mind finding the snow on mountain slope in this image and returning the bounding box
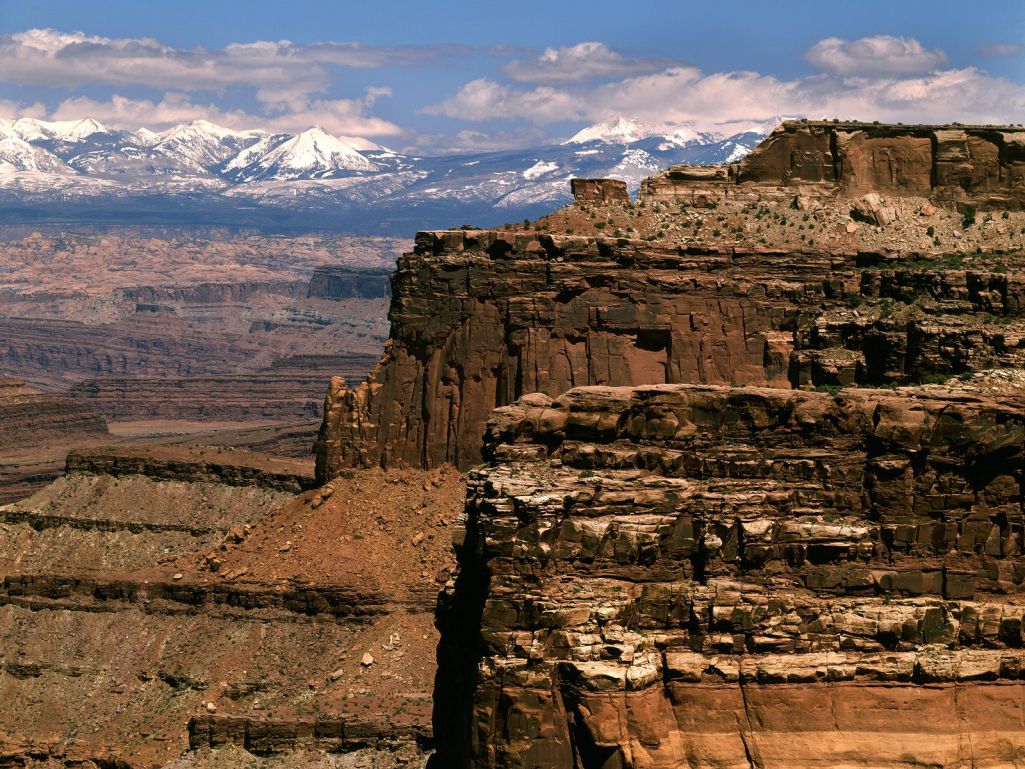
[154,120,266,169]
[567,115,783,149]
[568,117,651,144]
[0,114,776,231]
[567,117,728,146]
[226,128,378,181]
[218,134,292,180]
[133,128,163,146]
[338,135,386,152]
[8,117,107,142]
[522,160,560,179]
[0,134,70,174]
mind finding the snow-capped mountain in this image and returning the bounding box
[0,116,777,233]
[4,117,107,143]
[153,120,266,169]
[568,117,655,145]
[0,133,70,174]
[221,128,378,182]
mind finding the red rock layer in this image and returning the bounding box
[733,121,1025,208]
[0,377,107,447]
[316,229,1025,478]
[432,384,1025,768]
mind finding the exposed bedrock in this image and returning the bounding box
[729,121,1025,208]
[316,228,1025,478]
[117,280,308,305]
[0,445,457,768]
[0,377,107,447]
[0,377,110,501]
[70,373,329,422]
[432,383,1025,768]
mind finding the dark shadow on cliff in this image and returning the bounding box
[428,499,491,769]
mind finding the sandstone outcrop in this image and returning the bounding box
[570,179,630,205]
[305,121,1025,769]
[306,266,392,299]
[71,372,330,423]
[433,383,1025,768]
[318,122,1025,480]
[0,377,109,502]
[65,446,316,493]
[316,230,1025,478]
[730,121,1025,209]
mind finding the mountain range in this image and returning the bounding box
[0,116,780,234]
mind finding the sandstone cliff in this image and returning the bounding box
[733,121,1025,209]
[316,121,1025,480]
[307,121,1025,769]
[0,378,110,501]
[433,383,1025,768]
[0,377,108,447]
[317,233,1025,478]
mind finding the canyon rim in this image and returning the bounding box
[2,2,1025,767]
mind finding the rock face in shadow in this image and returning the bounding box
[315,122,1025,480]
[432,383,1025,768]
[306,266,393,299]
[316,229,1025,478]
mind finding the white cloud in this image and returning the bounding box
[0,99,46,120]
[502,42,668,83]
[0,28,466,107]
[428,48,1025,133]
[805,35,948,76]
[423,78,587,124]
[45,90,403,137]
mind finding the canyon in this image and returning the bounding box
[3,120,1025,768]
[0,229,396,498]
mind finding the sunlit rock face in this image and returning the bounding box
[433,383,1025,769]
[317,121,1025,480]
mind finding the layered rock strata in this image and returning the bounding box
[0,378,110,502]
[433,383,1025,768]
[306,266,392,300]
[0,377,107,447]
[317,229,1025,477]
[71,372,330,423]
[0,448,460,769]
[65,446,316,493]
[570,179,630,205]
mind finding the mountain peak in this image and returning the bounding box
[8,117,108,142]
[162,120,257,142]
[252,128,378,179]
[566,117,649,144]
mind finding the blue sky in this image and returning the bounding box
[0,0,1022,152]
